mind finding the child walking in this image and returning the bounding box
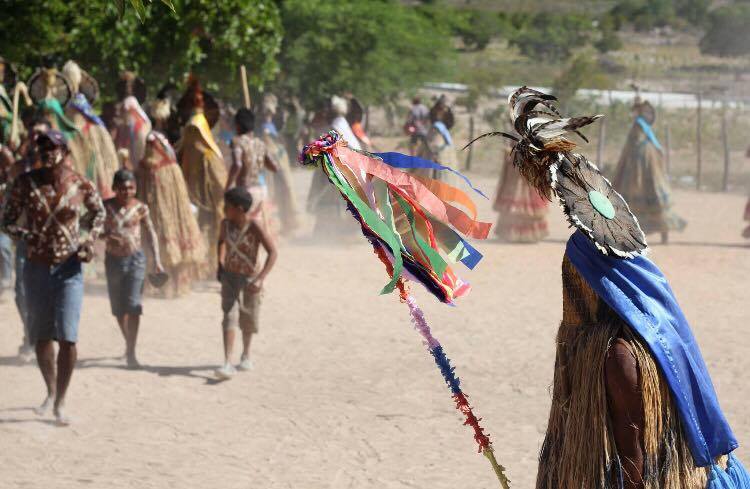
[103,169,163,368]
[216,187,277,379]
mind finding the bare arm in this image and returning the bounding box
[1,178,30,241]
[141,205,163,272]
[605,338,645,489]
[225,140,241,191]
[216,220,227,275]
[248,220,277,292]
[264,152,279,173]
[78,180,106,262]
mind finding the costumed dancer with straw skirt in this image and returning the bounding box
[412,95,461,188]
[470,87,750,489]
[62,61,118,200]
[493,145,549,242]
[137,96,206,297]
[176,76,227,272]
[113,71,151,170]
[613,96,686,244]
[260,93,300,236]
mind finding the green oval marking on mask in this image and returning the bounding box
[588,190,615,220]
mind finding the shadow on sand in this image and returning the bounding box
[76,357,225,385]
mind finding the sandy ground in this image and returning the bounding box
[1,169,748,489]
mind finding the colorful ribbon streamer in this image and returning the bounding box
[301,131,508,486]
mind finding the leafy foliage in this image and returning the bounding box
[700,4,750,58]
[608,0,709,30]
[509,13,595,61]
[0,0,282,99]
[278,0,454,108]
[114,0,175,21]
[553,54,611,107]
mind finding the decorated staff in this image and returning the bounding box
[300,132,510,487]
[468,87,750,489]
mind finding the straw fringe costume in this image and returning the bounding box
[178,111,227,269]
[538,255,724,489]
[493,149,549,242]
[468,87,750,489]
[138,130,206,296]
[63,61,118,200]
[613,102,686,236]
[261,95,299,235]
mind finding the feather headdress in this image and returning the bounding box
[466,87,647,258]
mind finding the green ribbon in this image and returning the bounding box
[392,193,448,280]
[321,155,404,294]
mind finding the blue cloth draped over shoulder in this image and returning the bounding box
[636,116,663,151]
[261,121,279,138]
[565,230,737,467]
[70,93,104,127]
[433,120,453,147]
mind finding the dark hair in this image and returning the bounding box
[113,169,136,188]
[234,108,255,135]
[224,186,253,212]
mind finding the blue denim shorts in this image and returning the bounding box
[105,251,146,317]
[24,256,84,344]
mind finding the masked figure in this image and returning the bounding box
[61,61,118,199]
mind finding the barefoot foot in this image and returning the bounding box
[33,396,54,416]
[126,355,141,369]
[53,405,71,426]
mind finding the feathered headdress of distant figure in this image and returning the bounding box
[466,87,647,258]
[177,74,220,128]
[116,71,147,103]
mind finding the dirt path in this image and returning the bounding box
[1,170,748,489]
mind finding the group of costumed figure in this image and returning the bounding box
[0,57,302,301]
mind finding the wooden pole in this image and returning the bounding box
[466,113,475,171]
[665,123,671,175]
[721,101,730,192]
[240,65,251,109]
[696,91,702,190]
[596,116,606,167]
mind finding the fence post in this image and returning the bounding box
[696,91,703,190]
[466,113,475,171]
[596,116,606,167]
[721,101,730,192]
[665,123,671,175]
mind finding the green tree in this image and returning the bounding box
[114,0,175,21]
[278,0,454,109]
[510,13,594,61]
[552,54,611,108]
[0,0,282,99]
[700,4,750,58]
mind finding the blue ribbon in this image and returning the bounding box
[636,116,662,151]
[374,152,488,199]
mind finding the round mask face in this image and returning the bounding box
[550,153,648,258]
